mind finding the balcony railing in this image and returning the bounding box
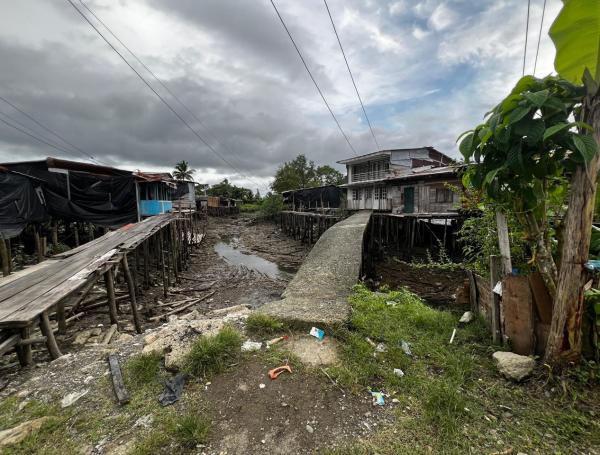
[351,170,389,182]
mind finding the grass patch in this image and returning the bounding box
[125,352,163,387]
[131,410,210,454]
[327,284,600,453]
[183,326,242,378]
[245,313,285,337]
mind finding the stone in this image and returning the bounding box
[0,417,50,447]
[208,304,250,317]
[241,341,262,352]
[492,351,535,381]
[73,329,94,345]
[61,389,89,408]
[459,311,474,324]
[305,424,314,434]
[285,335,339,366]
[117,333,134,343]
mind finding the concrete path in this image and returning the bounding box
[260,210,372,330]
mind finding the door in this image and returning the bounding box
[403,187,414,213]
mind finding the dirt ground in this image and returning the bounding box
[374,259,467,306]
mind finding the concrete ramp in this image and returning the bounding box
[260,211,372,329]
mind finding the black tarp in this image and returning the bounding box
[0,161,138,238]
[282,185,343,209]
[0,171,48,239]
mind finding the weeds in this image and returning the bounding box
[125,352,163,387]
[183,326,242,378]
[328,284,600,453]
[245,313,284,337]
[131,411,210,455]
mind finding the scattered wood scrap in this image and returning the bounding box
[108,354,130,405]
[149,290,216,321]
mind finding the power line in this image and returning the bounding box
[269,0,358,156]
[77,0,257,183]
[522,0,531,76]
[0,113,84,157]
[0,94,103,165]
[533,0,547,76]
[65,0,258,186]
[323,0,379,151]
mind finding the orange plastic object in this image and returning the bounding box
[268,365,292,380]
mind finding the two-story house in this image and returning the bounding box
[337,147,460,214]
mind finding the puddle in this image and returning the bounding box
[214,235,294,280]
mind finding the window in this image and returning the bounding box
[364,188,372,200]
[374,186,387,200]
[435,188,453,203]
[352,188,362,201]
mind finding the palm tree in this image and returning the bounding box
[173,160,196,181]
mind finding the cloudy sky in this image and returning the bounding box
[0,0,559,193]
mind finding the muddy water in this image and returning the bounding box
[214,234,295,280]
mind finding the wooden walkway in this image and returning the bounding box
[0,212,203,366]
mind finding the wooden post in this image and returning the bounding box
[73,223,80,247]
[56,301,67,335]
[108,354,130,405]
[88,223,94,241]
[39,311,62,359]
[495,212,512,275]
[34,226,43,263]
[104,268,119,326]
[143,240,150,289]
[161,228,170,291]
[6,238,11,273]
[51,221,58,246]
[121,254,142,333]
[0,238,9,277]
[490,255,502,344]
[16,326,33,366]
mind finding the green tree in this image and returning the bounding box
[271,155,316,193]
[173,160,196,181]
[271,155,343,192]
[315,165,343,185]
[207,179,254,202]
[255,189,261,201]
[459,0,600,365]
[260,192,283,217]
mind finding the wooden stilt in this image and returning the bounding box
[34,226,43,263]
[6,238,12,273]
[16,326,33,366]
[73,223,80,247]
[39,311,62,359]
[159,229,168,296]
[143,240,150,289]
[0,238,9,277]
[56,301,67,334]
[104,268,118,326]
[51,221,58,246]
[122,254,142,333]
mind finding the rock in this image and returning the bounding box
[305,424,314,434]
[61,389,89,408]
[285,335,339,366]
[241,341,262,352]
[393,368,404,377]
[164,341,194,371]
[73,329,94,345]
[459,311,474,324]
[117,333,134,343]
[208,304,250,317]
[134,414,154,428]
[492,351,535,381]
[0,417,50,447]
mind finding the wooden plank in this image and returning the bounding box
[502,275,535,355]
[528,272,553,324]
[0,334,19,356]
[108,354,130,405]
